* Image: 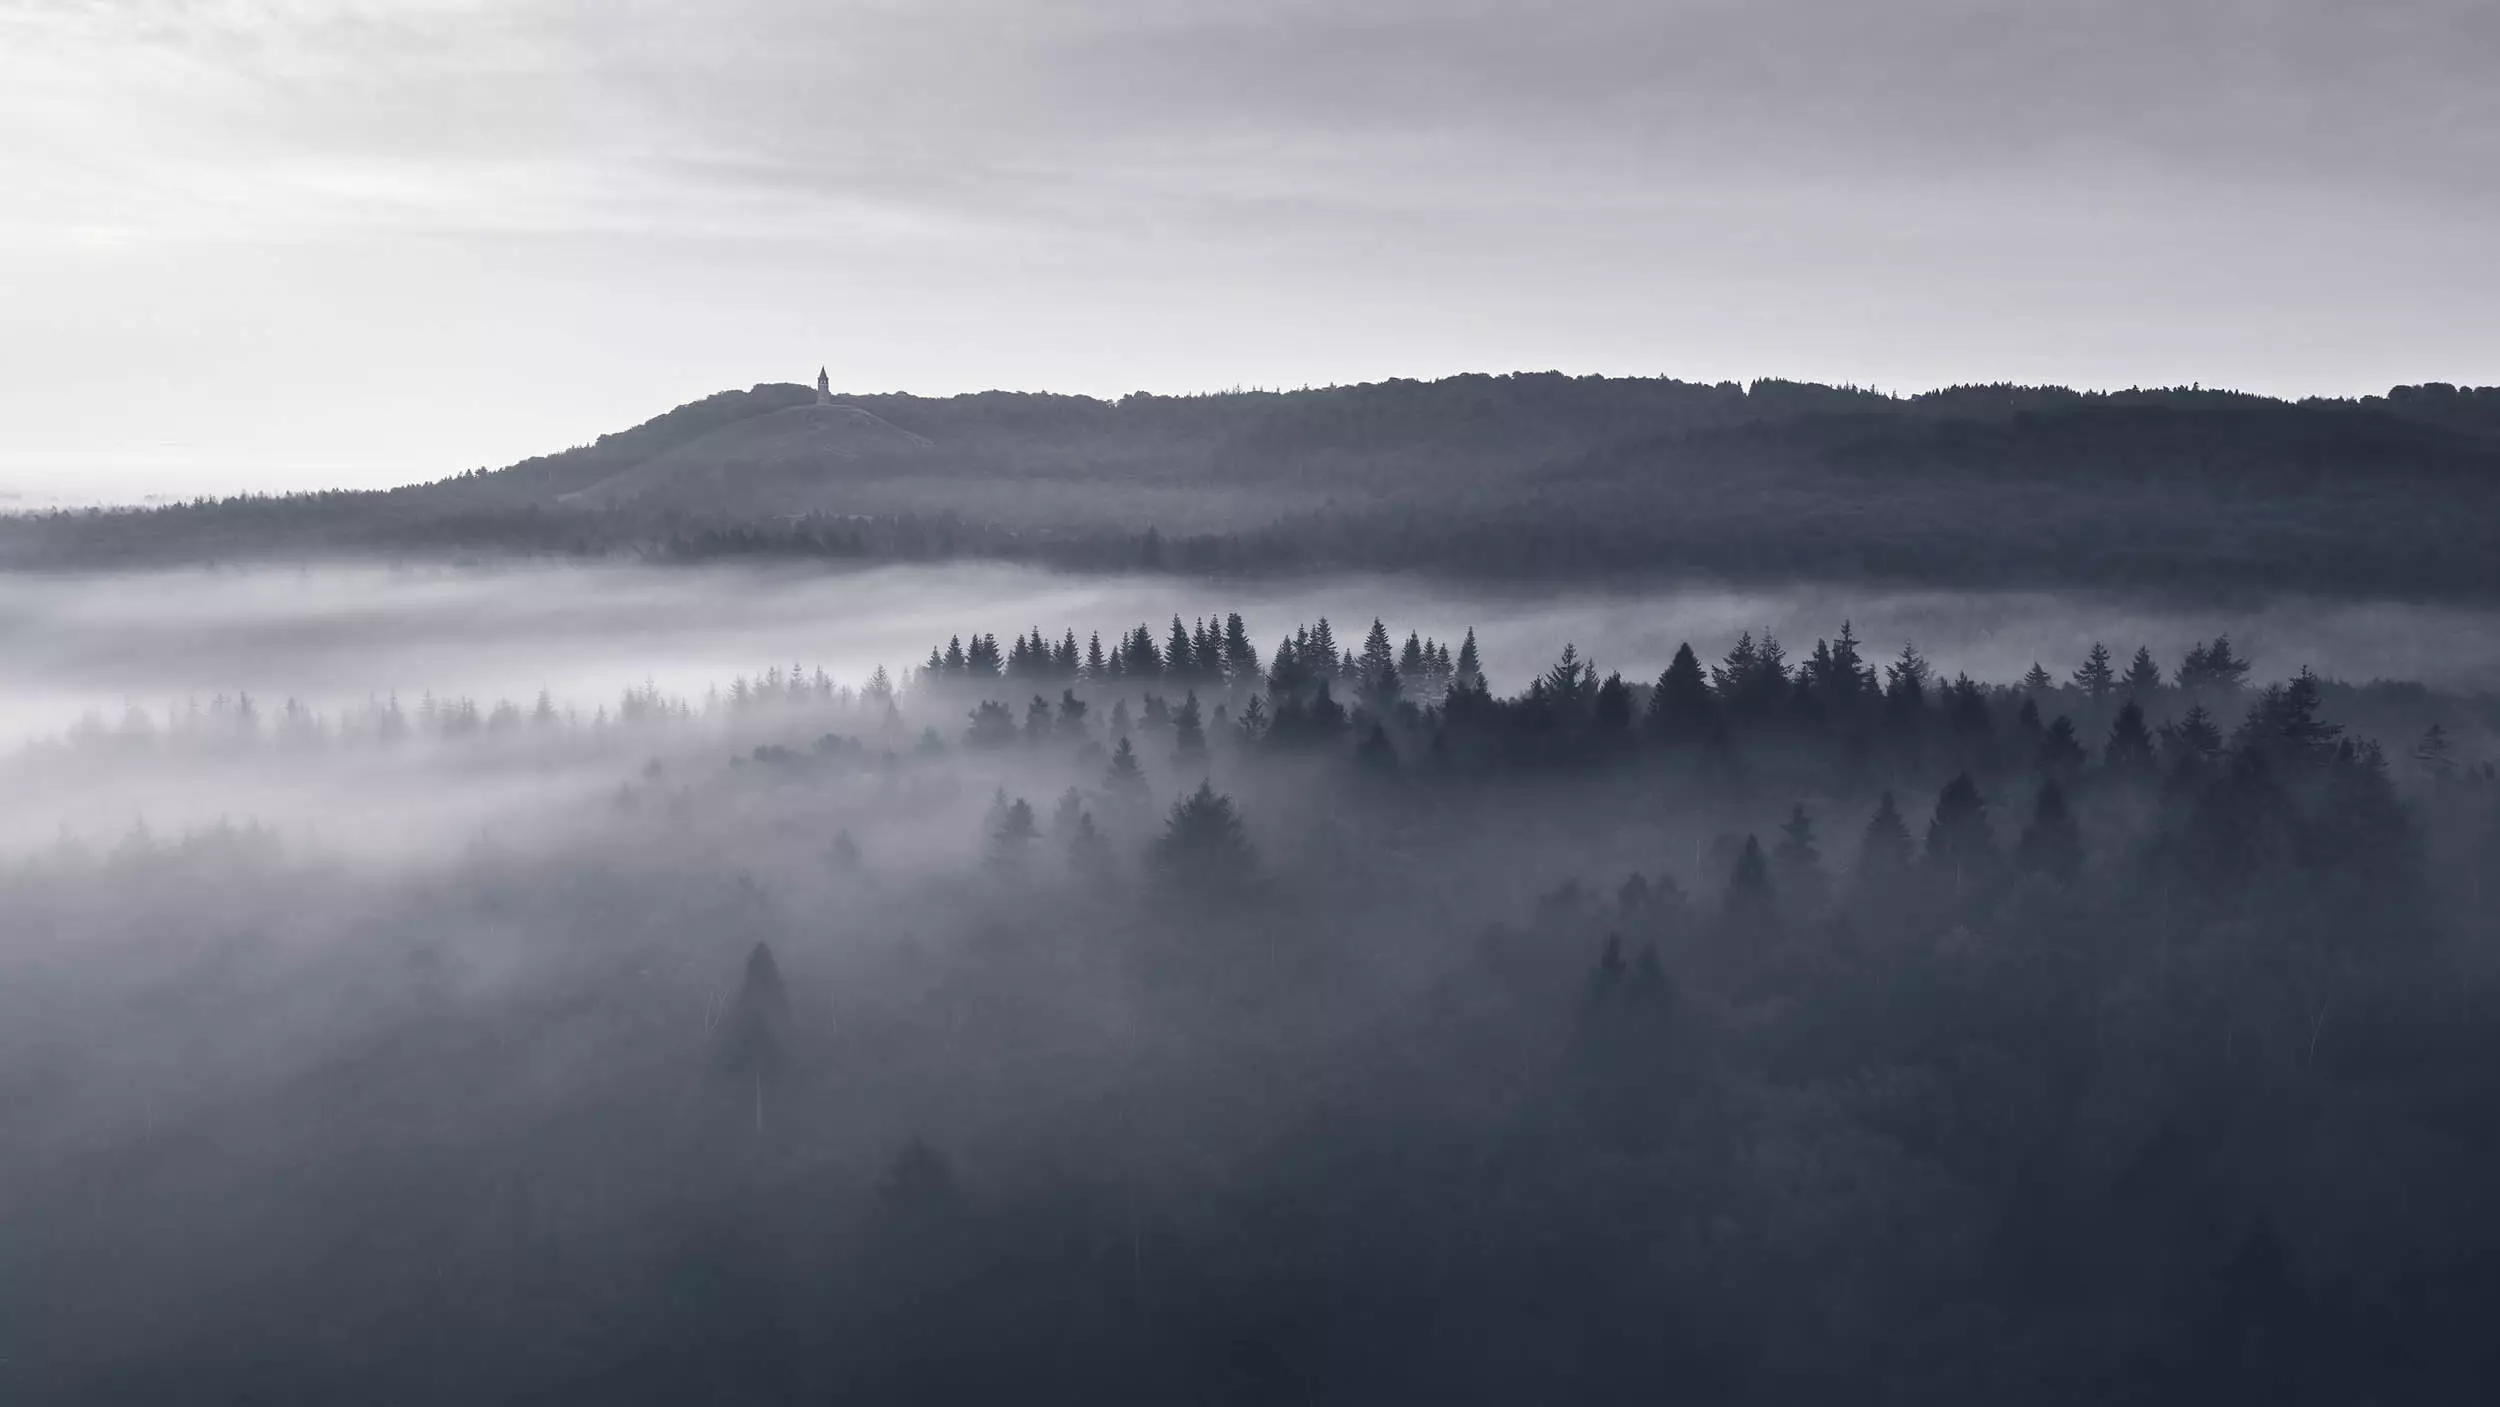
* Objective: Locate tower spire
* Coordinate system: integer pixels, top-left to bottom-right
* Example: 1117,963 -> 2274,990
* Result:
815,366 -> 831,404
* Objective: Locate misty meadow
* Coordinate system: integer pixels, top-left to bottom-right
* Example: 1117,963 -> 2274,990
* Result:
5,563 -> 2499,1402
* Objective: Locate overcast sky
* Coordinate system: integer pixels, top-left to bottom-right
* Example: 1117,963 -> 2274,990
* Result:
2,0 -> 2493,502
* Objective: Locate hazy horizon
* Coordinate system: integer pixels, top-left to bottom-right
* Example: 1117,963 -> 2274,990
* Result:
6,0 -> 2496,500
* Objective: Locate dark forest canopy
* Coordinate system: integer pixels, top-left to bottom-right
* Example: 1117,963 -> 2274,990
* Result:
6,373 -> 2499,597
9,599 -> 2500,1402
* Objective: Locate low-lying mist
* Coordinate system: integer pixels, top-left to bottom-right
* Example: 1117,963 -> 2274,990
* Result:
5,563 -> 2499,1403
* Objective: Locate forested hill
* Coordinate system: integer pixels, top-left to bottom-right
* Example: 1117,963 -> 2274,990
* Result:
6,374 -> 2498,596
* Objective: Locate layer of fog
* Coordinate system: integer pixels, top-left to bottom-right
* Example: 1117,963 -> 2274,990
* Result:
4,558 -> 2493,854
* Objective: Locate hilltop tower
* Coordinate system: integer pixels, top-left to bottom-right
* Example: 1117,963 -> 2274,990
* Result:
815,366 -> 832,405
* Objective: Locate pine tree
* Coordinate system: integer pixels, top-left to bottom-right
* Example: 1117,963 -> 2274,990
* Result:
1104,735 -> 1147,796
1855,791 -> 1914,897
2036,715 -> 2086,778
1831,620 -> 1876,701
1192,617 -> 1219,683
1887,643 -> 1934,706
1722,835 -> 1776,930
2104,700 -> 2157,778
1151,781 -> 1254,892
1773,803 -> 1829,914
1924,773 -> 1996,889
1454,628 -> 1483,691
1711,632 -> 1761,702
1235,694 -> 1270,743
712,941 -> 791,1084
1355,721 -> 1399,777
2072,642 -> 2116,700
2122,645 -> 2164,696
1057,688 -> 1090,739
1166,616 -> 1196,683
1398,631 -> 1427,688
1591,672 -> 1634,748
1306,618 -> 1340,678
2016,780 -> 2083,886
2412,722 -> 2455,776
988,796 -> 1039,870
1173,690 -> 1208,763
1646,643 -> 1717,745
2022,661 -> 2054,693
1067,810 -> 1114,883
1223,613 -> 1259,682
1359,618 -> 1402,713
1085,630 -> 1107,679
2166,703 -> 2224,764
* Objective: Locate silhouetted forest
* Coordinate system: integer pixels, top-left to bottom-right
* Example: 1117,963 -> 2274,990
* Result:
6,607 -> 2500,1403
7,374 -> 2498,597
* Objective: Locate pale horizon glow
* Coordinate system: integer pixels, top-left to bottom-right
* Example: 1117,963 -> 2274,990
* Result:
4,0 -> 2495,505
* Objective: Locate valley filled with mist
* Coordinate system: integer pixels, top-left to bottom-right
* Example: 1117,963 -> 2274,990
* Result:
4,553 -> 2499,1401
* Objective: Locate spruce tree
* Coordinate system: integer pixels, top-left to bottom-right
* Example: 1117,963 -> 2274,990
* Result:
2022,661 -> 2054,693
1454,628 -> 1483,691
1924,773 -> 1996,889
1223,613 -> 1258,681
1173,690 -> 1208,763
2036,715 -> 2087,778
1151,781 -> 1254,892
713,941 -> 792,1084
2016,780 -> 2084,886
1067,810 -> 1115,883
2072,642 -> 2116,700
2104,700 -> 2157,779
1166,616 -> 1196,683
1773,803 -> 1830,914
1104,735 -> 1147,796
1646,643 -> 1717,744
1855,791 -> 1915,898
2122,645 -> 2164,696
988,797 -> 1039,871
1355,721 -> 1399,777
1722,835 -> 1776,930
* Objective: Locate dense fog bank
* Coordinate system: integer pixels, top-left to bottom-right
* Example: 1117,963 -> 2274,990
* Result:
5,593 -> 2500,1403
11,559 -> 2500,745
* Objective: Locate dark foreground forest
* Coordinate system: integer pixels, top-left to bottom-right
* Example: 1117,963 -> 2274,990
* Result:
8,373 -> 2500,598
5,608 -> 2500,1404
